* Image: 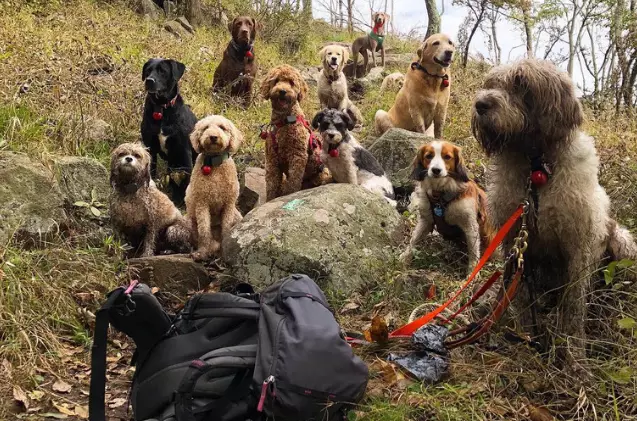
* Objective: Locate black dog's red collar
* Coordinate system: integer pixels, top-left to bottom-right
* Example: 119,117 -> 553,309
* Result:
411,62 -> 450,88
151,93 -> 179,121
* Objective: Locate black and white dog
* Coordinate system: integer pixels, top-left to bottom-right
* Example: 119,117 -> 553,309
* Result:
312,108 -> 395,206
141,58 -> 197,206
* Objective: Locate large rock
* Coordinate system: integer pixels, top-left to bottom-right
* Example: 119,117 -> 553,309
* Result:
138,0 -> 162,19
369,128 -> 431,190
300,66 -> 322,86
359,67 -> 386,86
165,20 -> 193,39
222,184 -> 401,294
127,255 -> 210,295
0,152 -> 66,246
53,156 -> 110,206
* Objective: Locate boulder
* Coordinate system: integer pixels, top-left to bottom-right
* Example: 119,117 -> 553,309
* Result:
176,16 -> 195,34
82,117 -> 112,143
138,0 -> 162,19
53,156 -> 110,206
359,67 -> 386,86
237,167 -> 266,216
0,152 -> 66,246
222,184 -> 401,294
300,66 -> 322,87
127,254 -> 210,295
368,128 -> 432,208
164,20 -> 193,39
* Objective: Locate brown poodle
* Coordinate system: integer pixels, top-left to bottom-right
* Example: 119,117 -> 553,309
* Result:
186,115 -> 243,261
109,142 -> 193,257
260,64 -> 329,201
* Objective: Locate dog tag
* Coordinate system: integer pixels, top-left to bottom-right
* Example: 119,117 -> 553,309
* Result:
434,205 -> 444,217
286,115 -> 297,124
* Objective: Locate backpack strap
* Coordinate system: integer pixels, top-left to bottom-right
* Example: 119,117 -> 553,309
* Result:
175,360 -> 253,421
89,288 -> 126,421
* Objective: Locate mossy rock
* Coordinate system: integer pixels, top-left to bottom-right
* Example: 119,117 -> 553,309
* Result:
222,184 -> 401,294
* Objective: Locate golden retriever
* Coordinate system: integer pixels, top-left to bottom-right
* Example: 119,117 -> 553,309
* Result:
318,44 -> 363,126
375,33 -> 455,138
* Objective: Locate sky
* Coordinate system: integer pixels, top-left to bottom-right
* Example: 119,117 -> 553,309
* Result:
314,0 -> 590,93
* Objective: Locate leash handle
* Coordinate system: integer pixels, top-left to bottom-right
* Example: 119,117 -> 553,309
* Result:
389,205 -> 525,338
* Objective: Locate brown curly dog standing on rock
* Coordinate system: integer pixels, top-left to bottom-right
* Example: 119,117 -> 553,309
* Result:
472,59 -> 637,376
375,33 -> 455,138
186,115 -> 243,261
260,64 -> 329,201
109,143 -> 193,258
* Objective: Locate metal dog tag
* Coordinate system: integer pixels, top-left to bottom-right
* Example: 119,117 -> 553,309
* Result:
434,205 -> 444,217
286,115 -> 297,124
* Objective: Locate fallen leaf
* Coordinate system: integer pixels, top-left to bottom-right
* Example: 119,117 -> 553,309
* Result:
426,284 -> 437,300
80,389 -> 89,396
28,390 -> 45,401
528,404 -> 556,421
13,385 -> 29,410
40,412 -> 69,419
2,359 -> 12,379
151,287 -> 160,294
74,405 -> 89,419
340,302 -> 360,314
369,316 -> 389,343
52,380 -> 72,393
108,397 -> 127,408
53,403 -> 75,416
74,292 -> 94,305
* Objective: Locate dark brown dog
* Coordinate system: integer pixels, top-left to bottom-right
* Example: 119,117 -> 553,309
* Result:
212,16 -> 258,105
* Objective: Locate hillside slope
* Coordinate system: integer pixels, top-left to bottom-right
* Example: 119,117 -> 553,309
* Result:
1,1 -> 637,420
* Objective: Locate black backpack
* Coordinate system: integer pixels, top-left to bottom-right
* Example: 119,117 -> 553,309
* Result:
89,275 -> 368,421
253,275 -> 369,420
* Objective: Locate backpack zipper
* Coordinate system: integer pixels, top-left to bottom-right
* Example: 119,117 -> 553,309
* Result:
256,375 -> 275,412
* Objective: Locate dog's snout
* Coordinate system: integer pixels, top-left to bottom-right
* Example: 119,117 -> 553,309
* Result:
331,56 -> 337,63
125,156 -> 134,163
444,50 -> 453,59
209,135 -> 218,143
144,77 -> 156,90
475,99 -> 491,115
278,90 -> 287,98
431,167 -> 441,176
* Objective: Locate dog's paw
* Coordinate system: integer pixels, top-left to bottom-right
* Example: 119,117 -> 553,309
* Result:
191,250 -> 211,262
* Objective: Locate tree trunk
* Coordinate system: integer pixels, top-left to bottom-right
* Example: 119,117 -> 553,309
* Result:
347,0 -> 354,33
425,0 -> 441,39
185,0 -> 202,26
491,12 -> 501,64
462,0 -> 488,67
521,0 -> 534,58
302,0 -> 313,19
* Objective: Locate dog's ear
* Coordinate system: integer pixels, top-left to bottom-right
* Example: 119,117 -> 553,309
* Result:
190,121 -> 204,154
260,68 -> 276,99
138,152 -> 152,186
169,60 -> 186,83
341,109 -> 355,131
341,46 -> 350,63
228,17 -> 237,34
250,17 -> 257,41
296,72 -> 309,103
312,109 -> 326,129
372,12 -> 379,22
319,47 -> 328,63
142,59 -> 155,81
417,46 -> 424,60
453,146 -> 470,182
411,148 -> 427,181
226,119 -> 243,154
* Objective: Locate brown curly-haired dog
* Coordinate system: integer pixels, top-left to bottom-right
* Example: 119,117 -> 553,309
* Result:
260,64 -> 329,201
186,115 -> 243,261
109,142 -> 193,257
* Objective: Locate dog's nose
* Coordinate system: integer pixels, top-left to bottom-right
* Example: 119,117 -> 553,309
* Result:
331,57 -> 337,63
241,29 -> 249,36
431,168 -> 441,176
209,135 -> 218,143
278,90 -> 287,98
144,77 -> 156,90
475,99 -> 491,115
125,156 -> 133,163
444,50 -> 453,59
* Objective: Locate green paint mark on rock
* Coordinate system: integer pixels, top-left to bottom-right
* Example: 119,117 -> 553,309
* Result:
282,198 -> 305,211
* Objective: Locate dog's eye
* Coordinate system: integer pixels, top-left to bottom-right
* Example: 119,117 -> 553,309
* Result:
443,155 -> 452,161
290,80 -> 295,87
433,41 -> 440,46
133,153 -> 141,159
449,41 -> 453,46
425,154 -> 434,160
118,152 -> 126,158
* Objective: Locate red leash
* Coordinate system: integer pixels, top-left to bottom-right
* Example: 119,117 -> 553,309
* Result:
389,205 -> 525,338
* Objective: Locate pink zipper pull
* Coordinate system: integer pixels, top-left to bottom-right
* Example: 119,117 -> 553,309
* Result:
257,376 -> 275,412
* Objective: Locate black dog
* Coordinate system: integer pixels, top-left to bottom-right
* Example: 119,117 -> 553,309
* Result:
141,58 -> 197,206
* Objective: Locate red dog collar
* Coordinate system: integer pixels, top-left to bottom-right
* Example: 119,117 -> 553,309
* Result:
152,94 -> 179,121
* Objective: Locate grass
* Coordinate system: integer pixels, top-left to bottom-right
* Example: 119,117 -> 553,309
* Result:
1,0 -> 637,419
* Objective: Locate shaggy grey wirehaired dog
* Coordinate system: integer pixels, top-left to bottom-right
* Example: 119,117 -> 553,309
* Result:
471,59 -> 637,373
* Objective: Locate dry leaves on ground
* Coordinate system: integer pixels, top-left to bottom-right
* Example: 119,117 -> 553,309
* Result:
52,380 -> 72,393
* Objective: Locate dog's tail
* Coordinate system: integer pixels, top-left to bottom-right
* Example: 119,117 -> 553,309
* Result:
478,188 -> 497,253
607,219 -> 637,262
374,109 -> 393,135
